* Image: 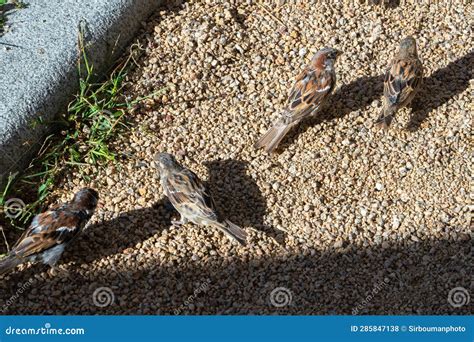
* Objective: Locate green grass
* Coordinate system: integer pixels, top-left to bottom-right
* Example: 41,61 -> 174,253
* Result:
0,32 -> 166,232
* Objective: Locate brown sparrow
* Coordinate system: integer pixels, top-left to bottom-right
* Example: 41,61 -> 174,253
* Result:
255,47 -> 341,153
0,188 -> 99,276
376,36 -> 423,129
155,153 -> 247,245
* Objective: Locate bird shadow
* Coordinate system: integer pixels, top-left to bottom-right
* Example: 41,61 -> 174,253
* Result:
62,198 -> 174,265
282,73 -> 384,149
407,51 -> 474,131
204,159 -> 285,245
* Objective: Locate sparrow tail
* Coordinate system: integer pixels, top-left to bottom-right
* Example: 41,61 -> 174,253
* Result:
254,123 -> 293,153
215,220 -> 247,245
0,254 -> 22,276
375,108 -> 395,130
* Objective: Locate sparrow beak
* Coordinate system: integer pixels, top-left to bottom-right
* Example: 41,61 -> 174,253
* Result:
335,49 -> 343,58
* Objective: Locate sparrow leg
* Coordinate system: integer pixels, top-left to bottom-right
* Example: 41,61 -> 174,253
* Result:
171,216 -> 188,226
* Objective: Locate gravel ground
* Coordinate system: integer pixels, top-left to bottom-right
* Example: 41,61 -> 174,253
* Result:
1,1 -> 472,315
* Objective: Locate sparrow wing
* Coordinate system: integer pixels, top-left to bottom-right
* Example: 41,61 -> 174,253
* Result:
284,66 -> 335,124
165,169 -> 219,222
12,210 -> 84,258
384,57 -> 423,107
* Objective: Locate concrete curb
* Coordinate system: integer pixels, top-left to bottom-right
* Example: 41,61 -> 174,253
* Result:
0,0 -> 163,183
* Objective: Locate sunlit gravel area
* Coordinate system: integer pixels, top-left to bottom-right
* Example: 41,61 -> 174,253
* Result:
1,1 -> 472,314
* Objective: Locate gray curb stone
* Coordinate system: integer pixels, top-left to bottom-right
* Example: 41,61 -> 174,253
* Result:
0,0 -> 163,183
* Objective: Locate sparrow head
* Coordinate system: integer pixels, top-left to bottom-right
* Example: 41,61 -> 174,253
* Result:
311,47 -> 342,69
154,152 -> 181,173
399,36 -> 418,58
70,188 -> 99,215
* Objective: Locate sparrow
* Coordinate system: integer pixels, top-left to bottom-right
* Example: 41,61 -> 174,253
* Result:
255,47 -> 341,153
155,153 -> 247,245
376,36 -> 423,129
0,188 -> 99,276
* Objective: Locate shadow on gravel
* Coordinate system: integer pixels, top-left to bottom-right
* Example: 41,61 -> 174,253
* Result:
407,51 -> 474,131
282,73 -> 385,150
1,237 -> 470,315
204,159 -> 284,244
64,198 -> 174,265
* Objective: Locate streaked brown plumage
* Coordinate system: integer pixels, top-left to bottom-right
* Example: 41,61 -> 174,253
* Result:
155,153 -> 247,245
376,36 -> 423,129
255,47 -> 341,153
0,188 -> 99,276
